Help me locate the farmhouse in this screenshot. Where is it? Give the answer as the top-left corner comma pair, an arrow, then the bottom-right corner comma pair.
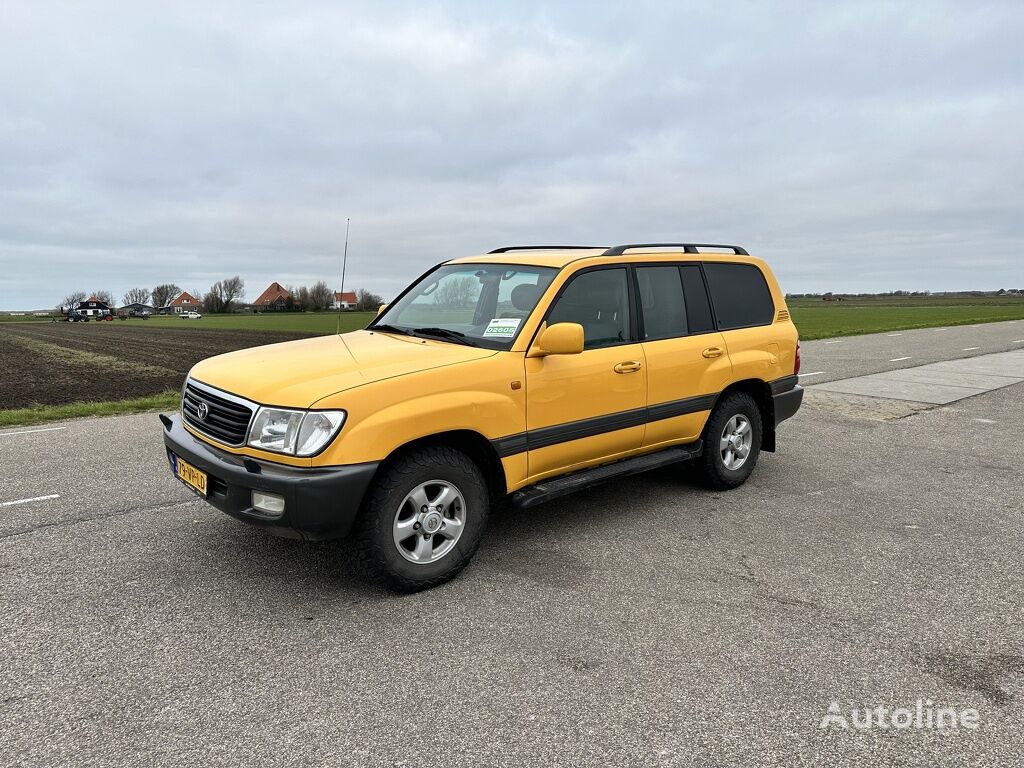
253,282 -> 295,311
161,291 -> 202,315
73,298 -> 112,317
333,291 -> 357,310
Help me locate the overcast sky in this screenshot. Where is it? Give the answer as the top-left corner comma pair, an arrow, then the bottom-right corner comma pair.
1,1 -> 1021,309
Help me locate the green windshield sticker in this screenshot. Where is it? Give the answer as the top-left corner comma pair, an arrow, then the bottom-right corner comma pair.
482,318 -> 522,339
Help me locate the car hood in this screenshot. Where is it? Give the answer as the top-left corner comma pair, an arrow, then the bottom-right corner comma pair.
188,330 -> 496,408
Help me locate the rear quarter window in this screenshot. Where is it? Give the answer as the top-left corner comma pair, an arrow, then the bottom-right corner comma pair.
703,263 -> 775,330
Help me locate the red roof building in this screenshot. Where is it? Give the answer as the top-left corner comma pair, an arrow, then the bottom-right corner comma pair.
334,291 -> 357,309
165,291 -> 201,314
253,282 -> 295,310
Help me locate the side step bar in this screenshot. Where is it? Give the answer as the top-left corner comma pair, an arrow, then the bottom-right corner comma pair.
510,441 -> 703,509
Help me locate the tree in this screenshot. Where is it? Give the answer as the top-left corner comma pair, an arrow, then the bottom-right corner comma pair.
355,288 -> 385,312
202,276 -> 246,314
307,280 -> 334,311
59,291 -> 86,311
123,287 -> 151,307
92,290 -> 116,307
434,276 -> 476,308
153,283 -> 181,309
297,285 -> 311,309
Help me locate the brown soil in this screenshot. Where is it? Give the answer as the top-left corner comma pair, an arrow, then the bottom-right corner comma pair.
1,324 -> 313,409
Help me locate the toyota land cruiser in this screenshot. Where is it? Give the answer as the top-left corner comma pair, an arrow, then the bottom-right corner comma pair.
162,244 -> 803,591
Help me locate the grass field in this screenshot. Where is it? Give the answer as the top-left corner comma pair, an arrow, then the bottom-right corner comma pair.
3,298 -> 1024,427
787,296 -> 1024,340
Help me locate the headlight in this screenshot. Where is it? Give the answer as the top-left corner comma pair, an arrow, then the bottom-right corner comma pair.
247,408 -> 346,456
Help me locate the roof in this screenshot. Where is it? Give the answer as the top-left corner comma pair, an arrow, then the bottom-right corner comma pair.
335,291 -> 357,303
446,248 -> 607,268
254,282 -> 293,306
168,291 -> 200,306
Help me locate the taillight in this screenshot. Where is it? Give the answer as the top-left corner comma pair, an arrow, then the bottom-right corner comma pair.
794,342 -> 801,375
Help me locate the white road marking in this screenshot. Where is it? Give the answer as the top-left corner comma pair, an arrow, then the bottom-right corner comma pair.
0,426 -> 67,438
973,418 -> 997,424
798,371 -> 825,378
887,333 -> 903,337
1014,340 -> 1024,344
962,347 -> 980,351
889,356 -> 912,362
935,328 -> 947,331
823,340 -> 842,344
0,494 -> 60,508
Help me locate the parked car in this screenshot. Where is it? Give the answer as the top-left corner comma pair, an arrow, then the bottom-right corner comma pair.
129,309 -> 152,319
162,243 -> 802,591
180,311 -> 202,319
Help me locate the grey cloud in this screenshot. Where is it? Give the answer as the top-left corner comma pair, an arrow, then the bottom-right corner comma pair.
1,1 -> 1022,309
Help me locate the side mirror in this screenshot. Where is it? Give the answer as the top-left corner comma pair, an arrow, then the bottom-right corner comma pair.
529,322 -> 584,357
376,304 -> 388,316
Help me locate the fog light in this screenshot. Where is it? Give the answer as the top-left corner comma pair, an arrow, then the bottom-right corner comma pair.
252,491 -> 285,516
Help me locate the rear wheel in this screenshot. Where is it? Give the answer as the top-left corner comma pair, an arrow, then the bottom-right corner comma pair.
355,445 -> 489,592
695,391 -> 762,490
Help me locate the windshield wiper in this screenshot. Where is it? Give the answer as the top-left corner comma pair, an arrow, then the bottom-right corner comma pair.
367,323 -> 413,337
410,327 -> 477,347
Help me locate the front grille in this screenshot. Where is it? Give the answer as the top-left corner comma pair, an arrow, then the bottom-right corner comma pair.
182,381 -> 254,446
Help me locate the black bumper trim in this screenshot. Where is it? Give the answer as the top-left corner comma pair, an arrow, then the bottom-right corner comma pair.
772,384 -> 804,426
162,414 -> 378,541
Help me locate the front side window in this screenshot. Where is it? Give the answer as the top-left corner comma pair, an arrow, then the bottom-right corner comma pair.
547,268 -> 631,349
373,263 -> 556,349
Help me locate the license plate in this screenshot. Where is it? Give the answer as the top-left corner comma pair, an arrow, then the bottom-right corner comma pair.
174,455 -> 208,497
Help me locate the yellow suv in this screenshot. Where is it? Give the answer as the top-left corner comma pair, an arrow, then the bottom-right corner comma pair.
162,244 -> 803,590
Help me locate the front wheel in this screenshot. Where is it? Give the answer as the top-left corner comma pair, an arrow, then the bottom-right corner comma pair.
355,446 -> 489,591
695,391 -> 762,491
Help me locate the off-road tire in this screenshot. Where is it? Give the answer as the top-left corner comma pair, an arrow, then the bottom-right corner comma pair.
355,445 -> 489,592
696,391 -> 763,491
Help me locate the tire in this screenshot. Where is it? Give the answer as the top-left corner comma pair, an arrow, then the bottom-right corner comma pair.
355,445 -> 489,592
695,391 -> 763,491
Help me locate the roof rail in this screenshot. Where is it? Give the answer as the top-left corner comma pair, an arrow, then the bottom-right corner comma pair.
488,245 -> 600,254
601,243 -> 749,256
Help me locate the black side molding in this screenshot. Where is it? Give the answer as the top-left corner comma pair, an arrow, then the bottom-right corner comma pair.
511,442 -> 703,509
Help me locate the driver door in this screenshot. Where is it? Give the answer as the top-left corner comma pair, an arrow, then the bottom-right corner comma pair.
525,267 -> 647,480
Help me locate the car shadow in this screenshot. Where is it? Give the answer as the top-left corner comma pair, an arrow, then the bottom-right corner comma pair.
193,462 -> 707,599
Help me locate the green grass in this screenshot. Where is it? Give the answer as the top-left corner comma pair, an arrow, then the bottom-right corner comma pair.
144,311 -> 376,333
788,297 -> 1024,340
0,390 -> 181,429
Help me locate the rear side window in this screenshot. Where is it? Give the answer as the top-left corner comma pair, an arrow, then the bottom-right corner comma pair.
679,264 -> 715,335
703,263 -> 775,330
636,267 -> 687,340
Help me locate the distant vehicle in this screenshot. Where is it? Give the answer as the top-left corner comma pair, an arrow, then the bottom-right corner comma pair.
129,309 -> 152,319
181,311 -> 203,319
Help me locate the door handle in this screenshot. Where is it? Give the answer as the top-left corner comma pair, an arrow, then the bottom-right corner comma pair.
702,347 -> 725,359
613,361 -> 642,374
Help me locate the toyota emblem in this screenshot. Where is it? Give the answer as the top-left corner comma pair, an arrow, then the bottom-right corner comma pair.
197,402 -> 209,421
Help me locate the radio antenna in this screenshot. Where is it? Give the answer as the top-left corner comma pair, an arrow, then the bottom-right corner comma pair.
337,217 -> 350,334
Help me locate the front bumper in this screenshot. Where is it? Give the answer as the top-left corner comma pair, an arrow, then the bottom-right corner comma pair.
161,414 -> 378,541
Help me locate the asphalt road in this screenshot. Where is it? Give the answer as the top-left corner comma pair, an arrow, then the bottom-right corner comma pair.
799,317 -> 1024,383
2,327 -> 1023,766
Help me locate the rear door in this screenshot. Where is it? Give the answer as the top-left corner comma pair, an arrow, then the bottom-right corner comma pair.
702,262 -> 779,382
525,267 -> 647,479
638,264 -> 733,447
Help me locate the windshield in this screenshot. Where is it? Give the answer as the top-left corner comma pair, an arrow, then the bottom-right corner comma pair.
371,263 -> 558,349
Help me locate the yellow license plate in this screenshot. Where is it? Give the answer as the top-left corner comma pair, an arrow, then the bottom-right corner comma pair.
175,456 -> 208,497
